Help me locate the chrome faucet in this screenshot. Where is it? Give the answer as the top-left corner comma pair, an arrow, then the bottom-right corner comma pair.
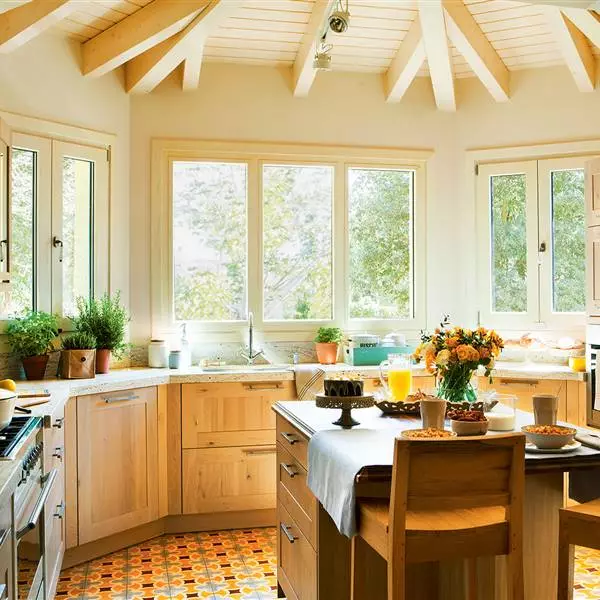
240,312 -> 264,365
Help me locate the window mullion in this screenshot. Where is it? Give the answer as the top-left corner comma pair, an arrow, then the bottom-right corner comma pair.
334,161 -> 346,329
50,140 -> 63,319
248,159 -> 261,326
35,137 -> 52,315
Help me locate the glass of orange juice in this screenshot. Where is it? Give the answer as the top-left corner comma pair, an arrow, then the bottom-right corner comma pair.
379,354 -> 412,401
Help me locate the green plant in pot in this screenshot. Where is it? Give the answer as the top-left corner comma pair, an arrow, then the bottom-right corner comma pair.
75,292 -> 129,374
6,311 -> 59,380
60,331 -> 97,379
314,327 -> 343,365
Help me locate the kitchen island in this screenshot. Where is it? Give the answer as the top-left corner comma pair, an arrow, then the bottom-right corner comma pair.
273,400 -> 600,600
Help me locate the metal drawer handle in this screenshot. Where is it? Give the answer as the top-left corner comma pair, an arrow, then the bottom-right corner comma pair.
0,529 -> 9,546
54,501 -> 65,520
280,432 -> 299,445
0,583 -> 6,600
280,523 -> 298,544
104,393 -> 139,403
243,383 -> 283,391
498,379 -> 539,386
281,463 -> 298,478
242,446 -> 276,456
52,447 -> 63,460
17,469 -> 58,540
52,418 -> 64,429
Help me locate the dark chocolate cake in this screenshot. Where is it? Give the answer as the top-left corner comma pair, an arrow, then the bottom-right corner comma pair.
323,378 -> 364,397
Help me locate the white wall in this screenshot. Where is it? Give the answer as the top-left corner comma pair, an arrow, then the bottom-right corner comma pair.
130,61 -> 600,343
0,32 -> 131,310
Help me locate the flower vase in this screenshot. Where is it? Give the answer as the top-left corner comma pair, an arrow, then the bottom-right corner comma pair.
436,377 -> 478,404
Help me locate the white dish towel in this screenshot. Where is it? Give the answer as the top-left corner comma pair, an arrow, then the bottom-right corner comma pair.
293,365 -> 326,400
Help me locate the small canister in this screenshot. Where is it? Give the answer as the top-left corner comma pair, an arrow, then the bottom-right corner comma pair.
169,350 -> 182,369
148,340 -> 169,368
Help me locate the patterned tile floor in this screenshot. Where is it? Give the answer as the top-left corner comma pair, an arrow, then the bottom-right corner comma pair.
56,526 -> 600,599
56,528 -> 278,600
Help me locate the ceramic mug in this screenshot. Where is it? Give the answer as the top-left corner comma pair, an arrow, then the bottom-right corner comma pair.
420,397 -> 447,430
532,394 -> 558,425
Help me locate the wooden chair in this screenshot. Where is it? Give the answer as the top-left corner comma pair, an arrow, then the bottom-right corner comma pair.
353,433 -> 526,600
558,498 -> 600,599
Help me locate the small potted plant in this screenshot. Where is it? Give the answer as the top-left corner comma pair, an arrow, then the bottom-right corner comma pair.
60,332 -> 97,379
6,311 -> 59,380
75,291 -> 129,374
314,326 -> 343,365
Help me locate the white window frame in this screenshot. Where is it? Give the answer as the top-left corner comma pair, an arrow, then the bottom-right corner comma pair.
152,139 -> 431,342
470,141 -> 596,333
1,111 -> 113,330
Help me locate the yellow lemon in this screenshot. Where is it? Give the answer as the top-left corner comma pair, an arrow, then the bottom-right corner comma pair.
0,379 -> 16,392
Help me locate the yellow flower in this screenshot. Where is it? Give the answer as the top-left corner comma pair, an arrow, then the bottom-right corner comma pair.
436,349 -> 451,367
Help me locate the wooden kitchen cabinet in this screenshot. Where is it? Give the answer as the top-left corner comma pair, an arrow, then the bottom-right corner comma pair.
76,387 -> 159,545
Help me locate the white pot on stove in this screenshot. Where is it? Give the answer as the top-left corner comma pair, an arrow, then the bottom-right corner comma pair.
0,389 -> 17,431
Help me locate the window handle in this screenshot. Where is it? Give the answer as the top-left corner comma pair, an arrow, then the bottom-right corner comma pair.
0,239 -> 7,264
539,242 -> 546,252
53,236 -> 63,262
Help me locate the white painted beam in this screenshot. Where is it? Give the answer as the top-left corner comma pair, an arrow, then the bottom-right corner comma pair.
443,0 -> 509,102
547,8 -> 595,92
126,0 -> 240,94
182,51 -> 204,91
418,0 -> 455,111
385,17 -> 426,102
82,0 -> 212,78
292,0 -> 337,97
0,0 -> 78,53
562,8 -> 600,49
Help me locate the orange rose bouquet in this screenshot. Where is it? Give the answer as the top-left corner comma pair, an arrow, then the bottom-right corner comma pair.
414,317 -> 504,403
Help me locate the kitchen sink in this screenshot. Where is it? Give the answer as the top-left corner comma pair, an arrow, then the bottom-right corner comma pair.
201,364 -> 292,372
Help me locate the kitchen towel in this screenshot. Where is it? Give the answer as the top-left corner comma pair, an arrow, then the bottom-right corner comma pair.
307,428 -> 396,537
294,365 -> 326,400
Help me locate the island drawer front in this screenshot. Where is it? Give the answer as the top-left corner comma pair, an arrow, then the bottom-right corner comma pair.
276,415 -> 309,470
182,446 -> 277,514
277,502 -> 317,600
277,444 -> 317,547
182,381 -> 295,449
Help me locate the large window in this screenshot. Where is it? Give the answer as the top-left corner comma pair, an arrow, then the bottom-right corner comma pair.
477,156 -> 586,328
157,141 -> 428,336
1,133 -> 109,324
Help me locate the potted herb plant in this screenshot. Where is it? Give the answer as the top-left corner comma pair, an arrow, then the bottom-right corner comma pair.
60,332 -> 97,379
314,326 -> 343,365
75,292 -> 129,374
6,311 -> 59,380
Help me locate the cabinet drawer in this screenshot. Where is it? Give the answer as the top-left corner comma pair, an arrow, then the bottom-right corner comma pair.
182,446 -> 277,514
45,469 -> 65,589
277,502 -> 317,600
182,381 -> 295,449
278,444 -> 317,547
276,415 -> 309,470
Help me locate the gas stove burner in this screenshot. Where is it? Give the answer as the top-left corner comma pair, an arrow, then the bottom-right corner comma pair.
0,417 -> 41,459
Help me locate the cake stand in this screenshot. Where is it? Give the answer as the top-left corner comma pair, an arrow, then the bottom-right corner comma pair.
315,393 -> 375,428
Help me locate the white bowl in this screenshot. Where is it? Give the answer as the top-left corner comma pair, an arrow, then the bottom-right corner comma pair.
0,389 -> 17,431
521,425 -> 576,449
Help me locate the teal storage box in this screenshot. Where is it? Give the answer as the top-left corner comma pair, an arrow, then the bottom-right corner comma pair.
342,345 -> 415,366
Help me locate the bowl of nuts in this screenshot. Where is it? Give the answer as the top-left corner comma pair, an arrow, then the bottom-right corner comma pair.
401,428 -> 457,440
521,424 -> 577,449
449,410 -> 489,436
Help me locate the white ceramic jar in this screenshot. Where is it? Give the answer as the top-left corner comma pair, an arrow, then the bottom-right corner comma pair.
148,340 -> 169,368
0,389 -> 16,431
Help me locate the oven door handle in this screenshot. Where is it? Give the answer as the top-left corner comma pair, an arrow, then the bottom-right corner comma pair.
16,469 -> 58,540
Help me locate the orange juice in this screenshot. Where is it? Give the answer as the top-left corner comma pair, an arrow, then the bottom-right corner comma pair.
388,369 -> 412,401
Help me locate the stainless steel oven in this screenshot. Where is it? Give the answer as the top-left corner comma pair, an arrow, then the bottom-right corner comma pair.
587,325 -> 600,427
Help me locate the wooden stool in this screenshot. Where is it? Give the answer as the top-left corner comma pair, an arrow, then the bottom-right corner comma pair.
353,434 -> 526,600
558,498 -> 600,599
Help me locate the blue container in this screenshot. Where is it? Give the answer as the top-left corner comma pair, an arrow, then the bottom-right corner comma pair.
343,345 -> 415,366
169,351 -> 182,369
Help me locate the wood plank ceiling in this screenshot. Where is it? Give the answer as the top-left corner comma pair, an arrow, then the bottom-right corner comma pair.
0,0 -> 599,109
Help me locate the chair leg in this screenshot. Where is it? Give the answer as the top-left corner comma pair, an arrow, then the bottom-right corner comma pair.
465,558 -> 477,600
507,547 -> 525,600
557,517 -> 574,600
352,536 -> 389,600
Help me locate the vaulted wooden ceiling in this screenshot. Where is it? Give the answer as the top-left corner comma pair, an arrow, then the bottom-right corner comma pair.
0,0 -> 599,110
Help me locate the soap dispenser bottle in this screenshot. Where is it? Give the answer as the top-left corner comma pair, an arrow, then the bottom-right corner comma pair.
180,322 -> 191,369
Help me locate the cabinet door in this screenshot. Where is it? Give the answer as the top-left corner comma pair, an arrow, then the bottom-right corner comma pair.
588,226 -> 600,317
182,381 -> 295,449
45,471 -> 65,599
182,446 -> 276,514
77,387 -> 158,544
586,157 -> 600,228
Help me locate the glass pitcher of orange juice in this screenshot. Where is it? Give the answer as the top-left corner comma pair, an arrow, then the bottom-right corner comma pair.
379,354 -> 412,401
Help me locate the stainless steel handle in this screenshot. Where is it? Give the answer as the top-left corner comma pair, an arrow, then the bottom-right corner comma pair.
242,446 -> 276,456
281,463 -> 298,478
280,432 -> 299,445
280,523 -> 297,544
0,583 -> 6,600
54,501 -> 65,519
103,393 -> 138,403
52,447 -> 63,461
52,418 -> 64,429
0,528 -> 9,546
17,468 -> 58,540
243,383 -> 283,391
498,378 -> 539,386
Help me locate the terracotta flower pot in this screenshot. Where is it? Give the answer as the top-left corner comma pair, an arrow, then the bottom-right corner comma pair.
315,342 -> 339,365
22,355 -> 49,381
96,349 -> 111,374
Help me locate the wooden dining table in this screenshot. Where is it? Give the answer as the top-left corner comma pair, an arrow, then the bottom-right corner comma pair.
273,400 -> 600,600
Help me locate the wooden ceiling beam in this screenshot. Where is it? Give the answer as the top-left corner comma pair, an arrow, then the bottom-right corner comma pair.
126,0 -> 240,94
418,0 -> 455,111
292,0 -> 337,97
385,17 -> 426,102
547,8 -> 595,92
443,0 -> 509,102
82,0 -> 212,78
562,8 -> 600,51
0,0 -> 78,53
